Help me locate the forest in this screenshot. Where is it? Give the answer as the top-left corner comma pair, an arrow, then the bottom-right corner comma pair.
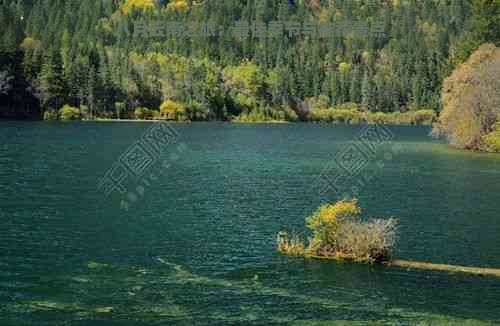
0,0 -> 497,124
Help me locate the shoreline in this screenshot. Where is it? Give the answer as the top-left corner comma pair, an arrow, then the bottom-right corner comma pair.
86,118 -> 291,124
79,118 -> 429,126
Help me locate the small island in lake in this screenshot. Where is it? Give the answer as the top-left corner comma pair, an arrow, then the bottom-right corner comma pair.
277,199 -> 398,263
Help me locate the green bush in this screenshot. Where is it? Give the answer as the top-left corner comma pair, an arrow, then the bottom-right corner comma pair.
114,102 -> 126,119
234,93 -> 258,113
134,107 -> 156,120
43,109 -> 58,120
283,106 -> 299,121
412,109 -> 437,125
58,105 -> 81,120
185,101 -> 209,121
79,105 -> 90,120
306,95 -> 331,111
481,122 -> 500,152
308,107 -> 436,125
233,104 -> 295,123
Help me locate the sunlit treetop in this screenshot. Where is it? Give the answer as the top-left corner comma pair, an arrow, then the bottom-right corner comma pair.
166,0 -> 189,12
120,0 -> 155,14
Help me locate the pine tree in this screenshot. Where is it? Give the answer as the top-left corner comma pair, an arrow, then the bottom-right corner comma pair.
36,50 -> 65,110
361,70 -> 373,111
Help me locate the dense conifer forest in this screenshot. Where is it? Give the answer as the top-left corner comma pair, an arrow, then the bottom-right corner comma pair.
0,0 -> 498,122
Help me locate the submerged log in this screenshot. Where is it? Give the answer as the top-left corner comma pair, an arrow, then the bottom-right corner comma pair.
308,255 -> 500,277
387,259 -> 500,277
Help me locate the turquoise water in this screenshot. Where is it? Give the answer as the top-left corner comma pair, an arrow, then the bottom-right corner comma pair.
1,121 -> 500,325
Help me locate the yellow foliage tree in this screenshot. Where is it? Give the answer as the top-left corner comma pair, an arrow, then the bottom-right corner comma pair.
120,0 -> 154,14
338,62 -> 351,73
433,43 -> 500,150
134,107 -> 155,120
20,37 -> 41,50
167,0 -> 189,11
160,99 -> 186,121
58,104 -> 81,120
222,60 -> 264,97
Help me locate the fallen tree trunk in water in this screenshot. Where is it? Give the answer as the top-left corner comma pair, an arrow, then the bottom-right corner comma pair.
309,255 -> 500,277
386,259 -> 500,277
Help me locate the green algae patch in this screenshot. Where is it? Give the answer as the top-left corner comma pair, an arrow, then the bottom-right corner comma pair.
29,301 -> 67,310
70,276 -> 91,283
26,300 -> 85,313
94,306 -> 114,313
147,305 -> 188,317
86,261 -> 110,269
12,259 -> 496,325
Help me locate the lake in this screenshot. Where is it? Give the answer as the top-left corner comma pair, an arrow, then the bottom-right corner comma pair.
1,121 -> 500,325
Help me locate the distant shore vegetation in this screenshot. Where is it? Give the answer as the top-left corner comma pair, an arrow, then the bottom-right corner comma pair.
0,0 -> 475,122
277,199 -> 398,264
44,99 -> 437,126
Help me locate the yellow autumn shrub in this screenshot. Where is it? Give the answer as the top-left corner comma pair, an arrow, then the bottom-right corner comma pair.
306,199 -> 361,247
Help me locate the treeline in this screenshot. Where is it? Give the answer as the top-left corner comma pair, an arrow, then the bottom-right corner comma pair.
0,0 -> 477,121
